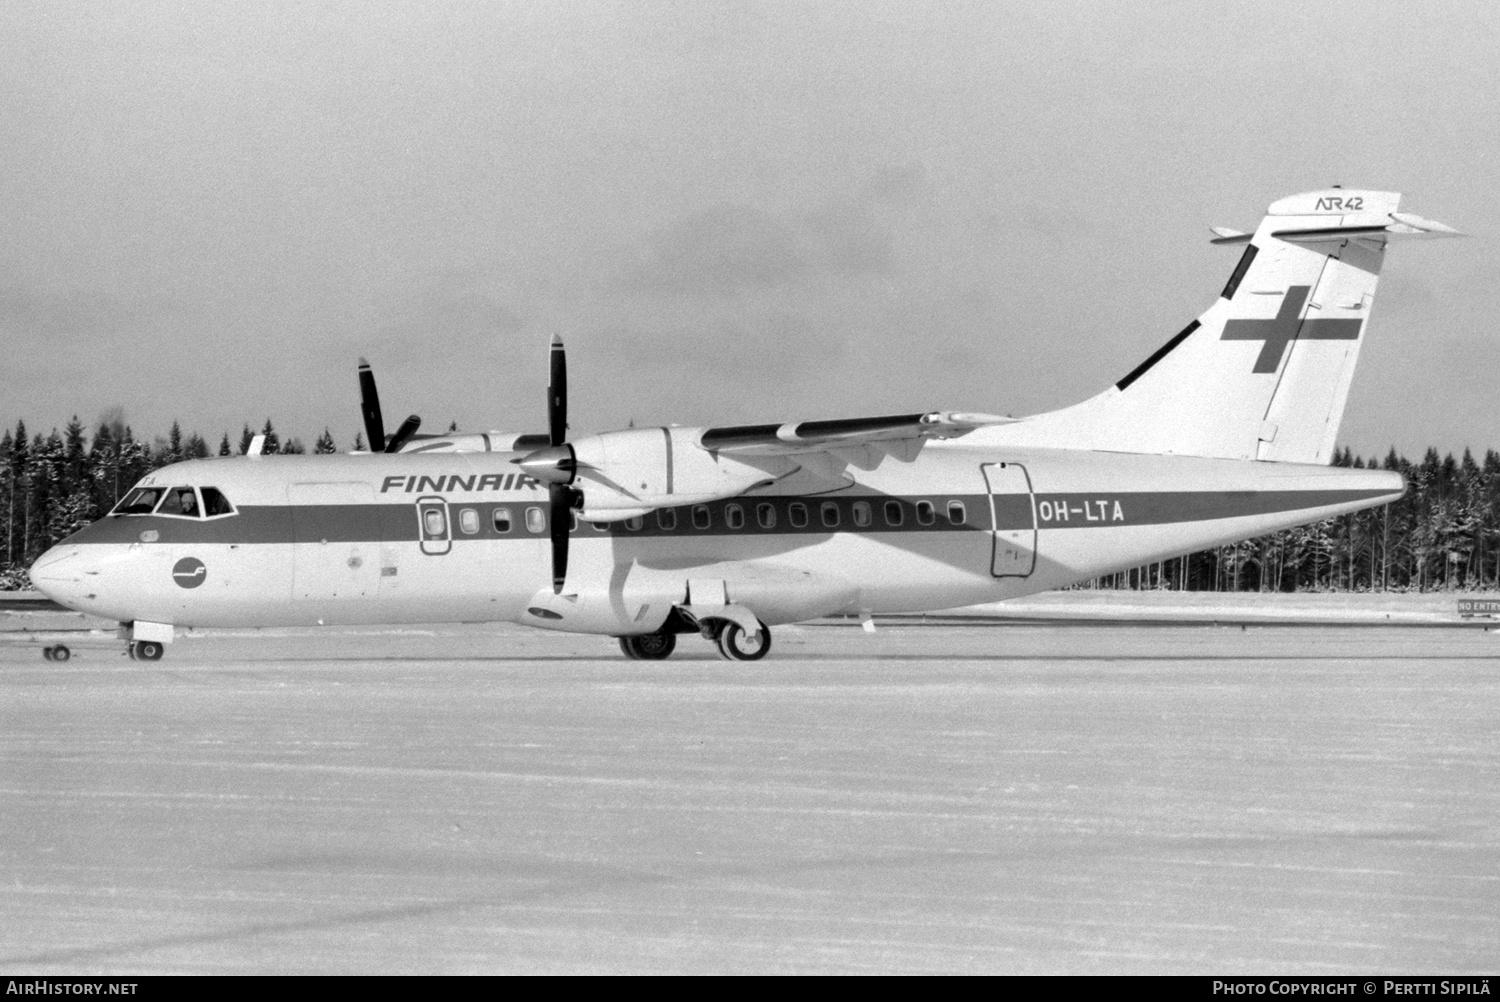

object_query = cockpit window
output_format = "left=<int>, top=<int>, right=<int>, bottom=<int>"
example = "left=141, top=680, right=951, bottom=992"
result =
left=156, top=486, right=200, bottom=518
left=113, top=487, right=164, bottom=515
left=200, top=487, right=234, bottom=517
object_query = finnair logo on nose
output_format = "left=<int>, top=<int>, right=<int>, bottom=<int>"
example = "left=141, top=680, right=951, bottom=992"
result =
left=172, top=557, right=207, bottom=589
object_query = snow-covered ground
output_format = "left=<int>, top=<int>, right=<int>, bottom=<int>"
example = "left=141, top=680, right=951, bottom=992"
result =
left=1, top=619, right=1496, bottom=974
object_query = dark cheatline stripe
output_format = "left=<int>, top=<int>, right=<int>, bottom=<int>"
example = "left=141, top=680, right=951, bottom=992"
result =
left=1115, top=320, right=1201, bottom=391
left=1029, top=488, right=1394, bottom=530
left=63, top=487, right=1398, bottom=547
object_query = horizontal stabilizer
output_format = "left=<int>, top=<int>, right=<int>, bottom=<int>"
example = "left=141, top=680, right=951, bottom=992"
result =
left=1210, top=227, right=1252, bottom=245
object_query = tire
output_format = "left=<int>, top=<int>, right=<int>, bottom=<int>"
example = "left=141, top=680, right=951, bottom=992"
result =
left=51, top=645, right=70, bottom=662
left=622, top=631, right=676, bottom=661
left=42, top=646, right=54, bottom=661
left=715, top=621, right=771, bottom=662
left=134, top=640, right=164, bottom=662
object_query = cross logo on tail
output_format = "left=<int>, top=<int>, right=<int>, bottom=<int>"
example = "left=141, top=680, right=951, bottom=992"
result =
left=1221, top=286, right=1363, bottom=373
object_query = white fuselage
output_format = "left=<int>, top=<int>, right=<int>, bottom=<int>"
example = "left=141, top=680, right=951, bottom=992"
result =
left=30, top=442, right=1403, bottom=637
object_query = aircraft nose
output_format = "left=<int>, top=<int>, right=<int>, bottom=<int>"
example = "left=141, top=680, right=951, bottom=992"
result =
left=28, top=546, right=83, bottom=605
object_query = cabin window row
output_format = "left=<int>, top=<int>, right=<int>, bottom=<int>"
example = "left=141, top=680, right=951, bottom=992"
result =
left=449, top=498, right=968, bottom=536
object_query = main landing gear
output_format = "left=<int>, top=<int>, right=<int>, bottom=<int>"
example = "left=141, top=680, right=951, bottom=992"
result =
left=42, top=644, right=71, bottom=662
left=127, top=640, right=164, bottom=661
left=619, top=631, right=677, bottom=660
left=614, top=618, right=772, bottom=662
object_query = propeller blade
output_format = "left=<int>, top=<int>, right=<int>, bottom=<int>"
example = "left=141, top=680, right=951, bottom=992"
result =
left=548, top=334, right=567, bottom=448
left=357, top=358, right=386, bottom=452
left=385, top=414, right=422, bottom=453
left=549, top=484, right=575, bottom=594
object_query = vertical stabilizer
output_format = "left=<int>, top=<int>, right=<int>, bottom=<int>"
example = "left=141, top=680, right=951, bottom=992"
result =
left=993, top=190, right=1459, bottom=463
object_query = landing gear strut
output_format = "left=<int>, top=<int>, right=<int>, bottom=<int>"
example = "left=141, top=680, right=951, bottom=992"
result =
left=714, top=620, right=772, bottom=662
left=618, top=630, right=677, bottom=660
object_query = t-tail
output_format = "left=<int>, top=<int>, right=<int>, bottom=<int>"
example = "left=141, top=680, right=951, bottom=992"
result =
left=997, top=189, right=1461, bottom=463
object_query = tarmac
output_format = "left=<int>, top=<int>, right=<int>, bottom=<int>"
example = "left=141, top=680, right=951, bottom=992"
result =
left=1, top=598, right=1497, bottom=974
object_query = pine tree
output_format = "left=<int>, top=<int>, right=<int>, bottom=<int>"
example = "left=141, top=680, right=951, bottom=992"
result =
left=238, top=424, right=254, bottom=455
left=314, top=429, right=337, bottom=454
left=218, top=433, right=232, bottom=457
left=353, top=431, right=365, bottom=452
left=260, top=419, right=279, bottom=455
left=167, top=421, right=183, bottom=463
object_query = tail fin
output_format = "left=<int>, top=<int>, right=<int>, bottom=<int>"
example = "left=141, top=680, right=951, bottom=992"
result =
left=1001, top=190, right=1460, bottom=463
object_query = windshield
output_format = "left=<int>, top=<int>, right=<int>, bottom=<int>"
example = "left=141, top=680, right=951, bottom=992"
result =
left=156, top=487, right=200, bottom=518
left=112, top=487, right=164, bottom=515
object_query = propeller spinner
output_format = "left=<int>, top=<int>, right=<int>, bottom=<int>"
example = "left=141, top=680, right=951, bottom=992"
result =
left=357, top=357, right=422, bottom=453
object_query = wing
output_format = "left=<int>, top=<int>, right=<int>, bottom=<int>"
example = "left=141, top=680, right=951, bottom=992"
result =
left=698, top=410, right=1014, bottom=470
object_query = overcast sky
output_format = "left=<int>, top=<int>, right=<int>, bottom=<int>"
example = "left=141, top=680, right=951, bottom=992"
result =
left=1, top=1, right=1493, bottom=458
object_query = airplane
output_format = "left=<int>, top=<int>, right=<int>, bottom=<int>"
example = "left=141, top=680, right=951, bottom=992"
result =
left=27, top=188, right=1461, bottom=663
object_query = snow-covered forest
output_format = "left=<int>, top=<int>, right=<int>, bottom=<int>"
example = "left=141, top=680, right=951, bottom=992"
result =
left=2, top=417, right=1496, bottom=594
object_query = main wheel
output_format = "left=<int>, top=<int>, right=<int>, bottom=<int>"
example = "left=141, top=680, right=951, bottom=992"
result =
left=620, top=631, right=677, bottom=660
left=715, top=620, right=771, bottom=662
left=42, top=646, right=54, bottom=661
left=133, top=640, right=164, bottom=661
left=50, top=644, right=70, bottom=662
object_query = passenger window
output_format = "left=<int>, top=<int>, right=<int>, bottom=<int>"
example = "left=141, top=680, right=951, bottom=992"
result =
left=492, top=507, right=512, bottom=533
left=726, top=504, right=744, bottom=530
left=789, top=502, right=808, bottom=528
left=656, top=508, right=677, bottom=531
left=200, top=487, right=234, bottom=516
left=821, top=501, right=841, bottom=527
left=916, top=500, right=936, bottom=525
left=459, top=508, right=479, bottom=534
left=692, top=505, right=711, bottom=529
left=525, top=506, right=545, bottom=533
left=424, top=508, right=446, bottom=536
left=757, top=503, right=776, bottom=529
left=884, top=500, right=904, bottom=526
left=853, top=501, right=872, bottom=527
left=114, top=487, right=163, bottom=515
left=948, top=500, right=967, bottom=525
left=157, top=487, right=200, bottom=518
left=626, top=516, right=643, bottom=531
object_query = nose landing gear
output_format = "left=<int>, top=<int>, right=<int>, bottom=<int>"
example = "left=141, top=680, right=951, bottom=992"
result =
left=713, top=620, right=772, bottom=661
left=41, top=645, right=71, bottom=662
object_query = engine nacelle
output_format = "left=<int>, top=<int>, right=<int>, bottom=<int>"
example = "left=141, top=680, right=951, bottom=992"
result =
left=568, top=427, right=794, bottom=520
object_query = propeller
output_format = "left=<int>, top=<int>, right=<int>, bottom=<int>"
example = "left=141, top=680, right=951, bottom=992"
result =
left=515, top=335, right=582, bottom=594
left=357, top=357, right=422, bottom=453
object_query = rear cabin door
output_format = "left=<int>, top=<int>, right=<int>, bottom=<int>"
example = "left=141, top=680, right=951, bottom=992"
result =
left=288, top=482, right=381, bottom=600
left=981, top=462, right=1037, bottom=577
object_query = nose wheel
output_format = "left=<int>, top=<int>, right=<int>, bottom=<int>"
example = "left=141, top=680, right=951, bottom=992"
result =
left=42, top=645, right=71, bottom=662
left=714, top=620, right=771, bottom=662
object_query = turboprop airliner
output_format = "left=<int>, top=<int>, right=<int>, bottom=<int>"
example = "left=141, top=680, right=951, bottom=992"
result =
left=28, top=189, right=1460, bottom=662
